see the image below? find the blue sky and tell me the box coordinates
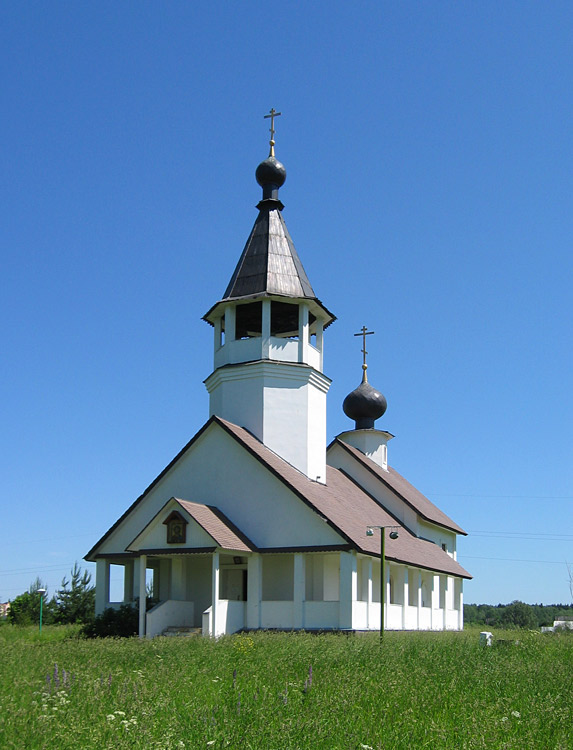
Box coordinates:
[2,2,572,607]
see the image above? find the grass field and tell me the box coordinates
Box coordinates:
[1,624,571,749]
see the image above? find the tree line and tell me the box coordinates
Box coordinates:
[464,601,573,629]
[5,563,95,626]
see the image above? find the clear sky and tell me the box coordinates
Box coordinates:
[2,2,572,607]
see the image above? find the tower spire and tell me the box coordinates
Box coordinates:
[343,328,387,430]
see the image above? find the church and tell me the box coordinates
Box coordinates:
[85,114,471,637]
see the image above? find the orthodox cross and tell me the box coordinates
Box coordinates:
[264,108,282,156]
[354,325,375,378]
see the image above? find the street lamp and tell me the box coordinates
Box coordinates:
[37,588,46,633]
[366,526,399,641]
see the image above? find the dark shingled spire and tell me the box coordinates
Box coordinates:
[221,155,316,301]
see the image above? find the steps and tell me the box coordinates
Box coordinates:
[161,626,202,638]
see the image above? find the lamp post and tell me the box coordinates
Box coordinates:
[37,588,46,633]
[366,526,399,641]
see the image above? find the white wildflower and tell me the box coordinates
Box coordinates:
[114,710,126,716]
[511,710,521,718]
[106,714,116,721]
[501,716,508,723]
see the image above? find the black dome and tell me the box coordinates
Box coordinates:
[256,156,286,188]
[343,379,387,430]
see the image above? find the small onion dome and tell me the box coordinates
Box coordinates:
[343,375,387,430]
[256,156,286,192]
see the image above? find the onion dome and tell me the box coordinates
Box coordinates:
[256,156,286,201]
[343,367,387,430]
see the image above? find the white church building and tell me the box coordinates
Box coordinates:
[86,120,471,637]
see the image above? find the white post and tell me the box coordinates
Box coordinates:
[95,559,110,615]
[298,303,309,363]
[211,551,220,637]
[261,299,271,359]
[458,579,464,630]
[225,305,236,342]
[339,552,357,629]
[366,557,373,630]
[315,319,324,370]
[138,555,147,638]
[247,553,262,630]
[417,570,422,630]
[402,568,409,630]
[293,554,305,629]
[214,316,222,352]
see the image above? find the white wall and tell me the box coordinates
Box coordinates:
[95,422,344,557]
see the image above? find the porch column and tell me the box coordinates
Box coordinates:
[431,574,440,630]
[293,553,305,629]
[261,299,271,359]
[123,561,134,604]
[366,558,373,630]
[417,570,422,629]
[225,305,236,342]
[339,552,357,629]
[211,551,220,637]
[402,568,409,630]
[95,559,110,615]
[138,554,147,638]
[458,579,464,630]
[247,553,262,630]
[171,557,186,600]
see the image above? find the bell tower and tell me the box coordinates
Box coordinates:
[203,112,335,482]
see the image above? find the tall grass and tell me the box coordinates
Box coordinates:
[1,625,571,749]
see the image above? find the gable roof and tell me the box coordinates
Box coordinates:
[86,416,470,579]
[175,499,254,552]
[328,438,467,536]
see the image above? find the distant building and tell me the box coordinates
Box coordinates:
[0,602,11,619]
[86,120,471,637]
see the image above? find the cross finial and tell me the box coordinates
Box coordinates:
[264,108,282,157]
[353,325,375,382]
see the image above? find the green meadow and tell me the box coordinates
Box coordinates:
[1,625,571,750]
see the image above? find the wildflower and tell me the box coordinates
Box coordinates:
[501,716,508,723]
[360,745,374,750]
[114,710,126,716]
[178,743,185,748]
[207,742,216,746]
[511,710,521,718]
[106,714,116,721]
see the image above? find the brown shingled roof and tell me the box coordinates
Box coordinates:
[216,418,471,579]
[174,499,254,553]
[329,438,467,535]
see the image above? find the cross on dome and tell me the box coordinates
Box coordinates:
[353,325,375,381]
[264,107,282,157]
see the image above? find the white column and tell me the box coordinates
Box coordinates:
[95,559,110,615]
[315,319,324,371]
[431,574,440,630]
[417,570,422,630]
[214,317,222,351]
[339,552,357,629]
[261,299,271,359]
[138,555,147,638]
[225,305,236,342]
[293,554,305,629]
[247,553,262,630]
[298,303,309,363]
[123,561,134,604]
[366,558,373,630]
[458,580,464,631]
[402,568,409,630]
[211,551,220,637]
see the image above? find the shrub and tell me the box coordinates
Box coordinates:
[82,604,138,638]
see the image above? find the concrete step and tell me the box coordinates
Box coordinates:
[161,626,202,637]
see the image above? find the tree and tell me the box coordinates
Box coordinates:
[8,578,55,626]
[54,563,95,624]
[500,600,537,629]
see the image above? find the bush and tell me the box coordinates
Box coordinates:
[82,604,138,638]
